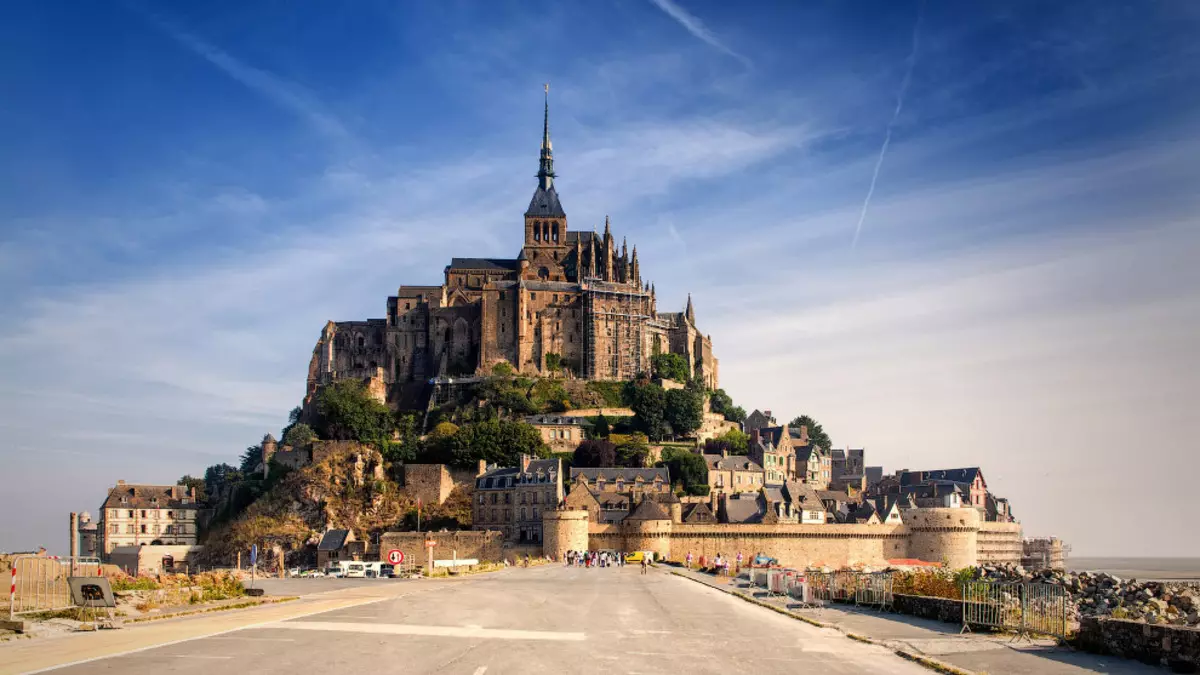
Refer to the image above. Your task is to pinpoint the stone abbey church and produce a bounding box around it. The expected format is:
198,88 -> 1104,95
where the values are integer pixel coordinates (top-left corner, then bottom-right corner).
307,93 -> 718,405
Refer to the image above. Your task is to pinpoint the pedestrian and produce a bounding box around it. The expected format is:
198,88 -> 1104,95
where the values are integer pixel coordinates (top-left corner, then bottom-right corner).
640,555 -> 648,575
686,551 -> 693,570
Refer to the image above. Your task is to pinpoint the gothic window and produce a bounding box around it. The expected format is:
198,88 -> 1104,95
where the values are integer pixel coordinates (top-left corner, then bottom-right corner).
538,267 -> 549,280
357,336 -> 365,348
542,222 -> 550,240
552,223 -> 559,242
534,222 -> 541,241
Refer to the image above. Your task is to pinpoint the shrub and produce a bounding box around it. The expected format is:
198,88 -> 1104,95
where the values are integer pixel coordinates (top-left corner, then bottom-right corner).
111,576 -> 162,591
892,568 -> 965,600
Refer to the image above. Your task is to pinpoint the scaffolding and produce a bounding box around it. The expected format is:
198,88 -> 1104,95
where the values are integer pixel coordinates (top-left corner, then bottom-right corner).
581,277 -> 649,380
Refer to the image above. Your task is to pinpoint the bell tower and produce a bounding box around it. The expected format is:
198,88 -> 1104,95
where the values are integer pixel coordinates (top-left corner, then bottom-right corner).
525,84 -> 567,250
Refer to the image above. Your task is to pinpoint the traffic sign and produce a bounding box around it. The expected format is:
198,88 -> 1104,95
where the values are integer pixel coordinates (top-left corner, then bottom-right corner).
424,539 -> 437,548
386,549 -> 405,565
250,544 -> 258,566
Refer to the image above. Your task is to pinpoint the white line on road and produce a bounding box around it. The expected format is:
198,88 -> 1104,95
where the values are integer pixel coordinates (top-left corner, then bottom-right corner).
169,655 -> 234,659
264,621 -> 586,642
208,636 -> 297,642
472,667 -> 488,675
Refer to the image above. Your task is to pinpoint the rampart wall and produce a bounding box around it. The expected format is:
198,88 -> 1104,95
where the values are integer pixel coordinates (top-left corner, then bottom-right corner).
379,530 -> 504,565
547,507 -> 999,569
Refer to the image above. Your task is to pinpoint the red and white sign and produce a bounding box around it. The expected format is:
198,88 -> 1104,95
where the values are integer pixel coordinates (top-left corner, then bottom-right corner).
424,539 -> 437,548
386,549 -> 405,565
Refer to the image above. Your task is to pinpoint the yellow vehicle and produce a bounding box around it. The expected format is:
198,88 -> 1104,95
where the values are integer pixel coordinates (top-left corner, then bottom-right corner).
625,551 -> 651,563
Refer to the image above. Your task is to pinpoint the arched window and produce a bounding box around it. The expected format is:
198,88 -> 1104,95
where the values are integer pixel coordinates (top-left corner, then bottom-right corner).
543,222 -> 550,240
552,223 -> 559,243
538,267 -> 550,280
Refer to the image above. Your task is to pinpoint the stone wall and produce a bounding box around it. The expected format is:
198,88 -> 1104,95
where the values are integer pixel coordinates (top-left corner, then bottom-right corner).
1076,616 -> 1200,671
379,530 -> 504,566
109,545 -> 204,575
893,593 -> 963,623
403,464 -> 455,506
543,510 -> 588,559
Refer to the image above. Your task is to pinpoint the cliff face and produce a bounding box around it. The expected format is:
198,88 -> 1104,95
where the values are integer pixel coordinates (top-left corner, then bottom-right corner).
201,442 -> 472,565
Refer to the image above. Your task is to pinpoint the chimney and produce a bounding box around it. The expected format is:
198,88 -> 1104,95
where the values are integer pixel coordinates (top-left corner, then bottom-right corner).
477,459 -> 488,477
750,428 -> 762,445
189,486 -> 197,500
117,479 -> 125,485
69,512 -> 80,559
720,446 -> 728,459
520,453 -> 531,472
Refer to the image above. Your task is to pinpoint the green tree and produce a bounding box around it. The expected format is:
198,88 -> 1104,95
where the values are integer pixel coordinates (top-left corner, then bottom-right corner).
573,439 -> 617,468
491,361 -> 515,377
176,475 -> 205,495
450,419 -> 548,468
708,388 -> 747,424
314,379 -> 395,443
650,353 -> 689,382
239,445 -> 262,474
544,352 -> 562,375
704,428 -> 750,456
725,405 -> 747,424
658,447 -> 710,497
789,414 -> 832,450
592,413 -> 611,439
664,387 -> 704,438
281,422 -> 317,448
629,383 -> 669,441
615,432 -> 651,468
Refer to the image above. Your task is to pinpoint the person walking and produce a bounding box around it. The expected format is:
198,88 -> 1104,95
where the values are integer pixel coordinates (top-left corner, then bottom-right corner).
685,551 -> 693,570
640,555 -> 648,575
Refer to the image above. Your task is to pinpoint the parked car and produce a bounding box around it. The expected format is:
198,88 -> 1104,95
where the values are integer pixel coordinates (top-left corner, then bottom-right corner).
625,551 -> 653,563
753,553 -> 778,567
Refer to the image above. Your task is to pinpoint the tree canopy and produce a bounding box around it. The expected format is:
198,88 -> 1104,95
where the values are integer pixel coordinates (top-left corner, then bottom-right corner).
573,439 -> 617,468
664,387 -> 704,438
789,414 -> 832,450
449,419 -> 548,468
281,422 -> 316,448
704,428 -> 750,455
314,379 -> 395,443
650,353 -> 690,382
628,382 -> 669,440
709,388 -> 746,423
658,447 -> 710,496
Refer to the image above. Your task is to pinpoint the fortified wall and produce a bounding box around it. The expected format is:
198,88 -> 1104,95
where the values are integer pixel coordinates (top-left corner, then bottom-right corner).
543,507 -> 994,569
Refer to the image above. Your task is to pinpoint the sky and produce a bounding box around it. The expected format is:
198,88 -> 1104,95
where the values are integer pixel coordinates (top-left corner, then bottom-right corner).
1,0 -> 1197,558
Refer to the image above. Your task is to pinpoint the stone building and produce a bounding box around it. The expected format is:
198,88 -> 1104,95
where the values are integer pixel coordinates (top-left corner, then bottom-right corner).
702,452 -> 764,497
97,481 -> 201,558
305,90 -> 718,410
564,467 -> 680,524
473,455 -> 564,544
749,425 -> 797,484
524,414 -> 586,453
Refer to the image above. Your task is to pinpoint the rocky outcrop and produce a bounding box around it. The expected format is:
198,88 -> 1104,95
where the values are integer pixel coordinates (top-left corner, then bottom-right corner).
976,564 -> 1200,627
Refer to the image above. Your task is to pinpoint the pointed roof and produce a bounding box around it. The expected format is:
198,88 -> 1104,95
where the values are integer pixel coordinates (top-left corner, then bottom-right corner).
527,85 -> 566,218
685,293 -> 695,323
626,497 -> 670,521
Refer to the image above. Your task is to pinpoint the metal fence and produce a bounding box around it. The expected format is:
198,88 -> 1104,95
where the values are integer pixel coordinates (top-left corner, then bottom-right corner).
962,580 -> 1070,639
8,555 -> 102,618
854,572 -> 895,610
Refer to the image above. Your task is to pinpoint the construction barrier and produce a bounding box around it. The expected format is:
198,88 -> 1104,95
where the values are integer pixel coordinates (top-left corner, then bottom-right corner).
766,569 -> 789,597
962,580 -> 1070,639
8,555 -> 102,618
854,572 -> 895,610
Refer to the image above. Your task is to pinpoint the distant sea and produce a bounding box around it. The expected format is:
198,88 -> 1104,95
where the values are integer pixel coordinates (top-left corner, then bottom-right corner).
1068,557 -> 1200,581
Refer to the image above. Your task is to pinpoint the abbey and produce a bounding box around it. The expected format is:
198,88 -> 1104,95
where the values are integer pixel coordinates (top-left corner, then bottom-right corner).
307,92 -> 718,403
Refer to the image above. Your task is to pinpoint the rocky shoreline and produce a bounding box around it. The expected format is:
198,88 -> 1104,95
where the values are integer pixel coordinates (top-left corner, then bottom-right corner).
976,564 -> 1200,627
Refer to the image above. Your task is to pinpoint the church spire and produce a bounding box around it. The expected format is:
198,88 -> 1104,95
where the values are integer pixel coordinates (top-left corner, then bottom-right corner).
685,293 -> 695,324
538,83 -> 555,190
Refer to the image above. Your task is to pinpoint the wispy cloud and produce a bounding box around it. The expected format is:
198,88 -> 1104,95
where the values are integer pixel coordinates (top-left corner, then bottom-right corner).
147,14 -> 353,143
852,0 -> 924,249
646,0 -> 750,66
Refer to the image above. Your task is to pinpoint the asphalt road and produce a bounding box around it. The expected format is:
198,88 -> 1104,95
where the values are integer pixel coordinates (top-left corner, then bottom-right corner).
47,565 -> 931,675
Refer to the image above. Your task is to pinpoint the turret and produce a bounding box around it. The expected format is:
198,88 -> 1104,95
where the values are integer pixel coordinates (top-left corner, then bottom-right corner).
685,294 -> 695,325
261,433 -> 278,478
631,247 -> 640,286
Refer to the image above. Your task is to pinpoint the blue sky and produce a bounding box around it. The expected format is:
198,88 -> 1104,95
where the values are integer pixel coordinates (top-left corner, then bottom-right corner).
2,1 -> 1198,557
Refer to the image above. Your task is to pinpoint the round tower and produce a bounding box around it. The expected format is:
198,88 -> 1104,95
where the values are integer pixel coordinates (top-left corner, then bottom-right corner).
905,507 -> 981,569
542,509 -> 588,560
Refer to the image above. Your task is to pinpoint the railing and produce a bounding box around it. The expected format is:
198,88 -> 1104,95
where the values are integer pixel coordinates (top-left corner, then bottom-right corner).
854,572 -> 894,610
962,580 -> 1070,639
8,556 -> 102,618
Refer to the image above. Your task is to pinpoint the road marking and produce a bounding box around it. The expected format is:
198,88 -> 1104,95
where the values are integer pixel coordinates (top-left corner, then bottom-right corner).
472,667 -> 488,675
20,597 -> 391,674
208,636 -> 297,642
264,621 -> 586,642
171,655 -> 233,659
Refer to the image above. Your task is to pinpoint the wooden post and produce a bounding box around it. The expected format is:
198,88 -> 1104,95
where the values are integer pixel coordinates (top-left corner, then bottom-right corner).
236,551 -> 241,570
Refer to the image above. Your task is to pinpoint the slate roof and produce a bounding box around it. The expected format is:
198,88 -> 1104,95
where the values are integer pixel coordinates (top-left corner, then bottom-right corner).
626,498 -> 670,521
681,502 -> 716,523
795,444 -> 822,463
447,258 -> 518,272
723,496 -> 765,524
702,454 -> 763,472
317,529 -> 350,551
524,414 -> 583,427
571,468 -> 668,483
899,468 -> 983,487
847,503 -> 878,524
526,184 -> 566,218
786,481 -> 826,511
476,458 -> 559,489
100,484 -> 198,511
759,426 -> 787,447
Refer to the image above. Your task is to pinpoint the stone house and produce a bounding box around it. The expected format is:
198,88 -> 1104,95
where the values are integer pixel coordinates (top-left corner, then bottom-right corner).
899,468 -> 988,509
830,448 -> 866,491
316,529 -> 367,569
702,452 -> 764,497
523,415 -> 586,453
749,425 -> 796,484
570,467 -> 670,497
473,455 -> 564,544
743,409 -> 777,436
794,444 -> 831,490
680,501 -> 717,524
565,467 -> 679,523
98,481 -> 201,558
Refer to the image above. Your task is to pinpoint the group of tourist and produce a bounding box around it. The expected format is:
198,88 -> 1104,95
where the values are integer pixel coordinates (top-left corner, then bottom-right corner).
685,550 -> 744,577
564,550 -> 626,568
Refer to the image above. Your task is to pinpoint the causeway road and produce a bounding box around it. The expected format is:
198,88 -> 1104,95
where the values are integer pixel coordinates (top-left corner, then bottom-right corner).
5,565 -> 933,675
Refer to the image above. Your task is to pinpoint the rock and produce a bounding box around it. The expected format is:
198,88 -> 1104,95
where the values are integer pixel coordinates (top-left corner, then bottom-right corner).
1147,613 -> 1160,624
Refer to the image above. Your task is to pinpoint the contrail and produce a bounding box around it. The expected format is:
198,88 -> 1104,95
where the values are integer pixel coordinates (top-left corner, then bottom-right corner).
852,0 -> 925,249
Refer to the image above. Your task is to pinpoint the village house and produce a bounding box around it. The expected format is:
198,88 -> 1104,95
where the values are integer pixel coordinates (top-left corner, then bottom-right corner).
473,455 -> 564,544
702,452 -> 764,497
564,467 -> 679,523
98,481 -> 201,558
523,415 -> 586,453
316,529 -> 368,569
749,425 -> 797,484
742,409 -> 777,436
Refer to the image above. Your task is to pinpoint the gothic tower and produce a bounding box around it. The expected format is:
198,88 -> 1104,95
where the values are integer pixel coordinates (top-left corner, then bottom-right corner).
524,85 -> 567,251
